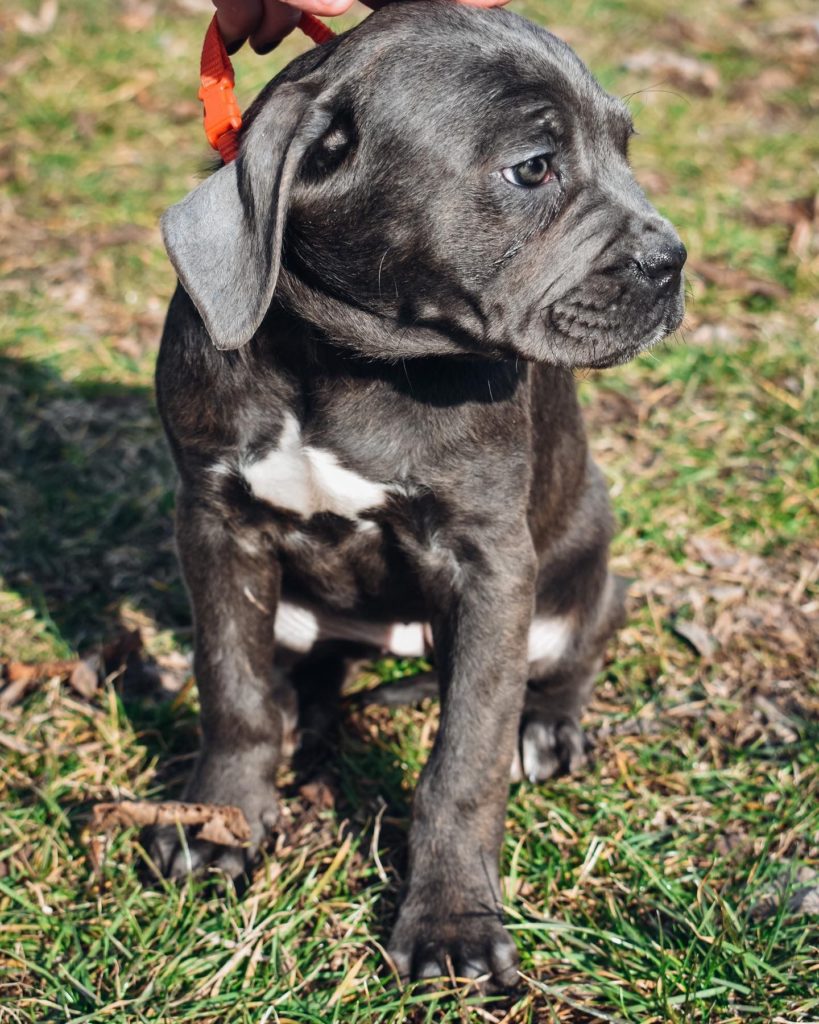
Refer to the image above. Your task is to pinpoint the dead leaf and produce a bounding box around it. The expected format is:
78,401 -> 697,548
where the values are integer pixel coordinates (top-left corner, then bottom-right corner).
15,0 -> 58,35
690,260 -> 789,301
789,217 -> 815,259
746,195 -> 816,231
671,618 -> 717,659
89,800 -> 251,846
752,695 -> 800,744
751,866 -> 819,920
765,15 -> 819,60
623,50 -> 720,96
299,777 -> 336,810
686,535 -> 741,570
3,659 -> 75,685
745,194 -> 818,260
712,600 -> 813,661
0,634 -> 150,706
587,388 -> 640,432
1,658 -> 83,706
728,68 -> 798,118
69,657 -> 101,700
790,885 -> 819,915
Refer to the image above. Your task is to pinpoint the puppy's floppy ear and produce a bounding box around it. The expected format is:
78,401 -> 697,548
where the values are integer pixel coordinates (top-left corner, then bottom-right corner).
161,83 -> 331,350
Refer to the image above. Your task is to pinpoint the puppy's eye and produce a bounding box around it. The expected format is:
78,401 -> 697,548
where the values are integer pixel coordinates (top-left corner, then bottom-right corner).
502,154 -> 555,188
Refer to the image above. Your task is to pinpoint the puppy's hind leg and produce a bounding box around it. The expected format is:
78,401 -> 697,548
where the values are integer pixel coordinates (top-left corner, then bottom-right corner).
514,661 -> 598,783
514,572 -> 627,784
279,641 -> 370,771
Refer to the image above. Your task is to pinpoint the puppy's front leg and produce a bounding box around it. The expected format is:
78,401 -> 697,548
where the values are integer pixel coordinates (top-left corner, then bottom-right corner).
151,492 -> 294,879
388,532 -> 535,988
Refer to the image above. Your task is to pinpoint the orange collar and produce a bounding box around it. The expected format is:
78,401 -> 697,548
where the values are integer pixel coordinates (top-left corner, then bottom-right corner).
199,13 -> 336,163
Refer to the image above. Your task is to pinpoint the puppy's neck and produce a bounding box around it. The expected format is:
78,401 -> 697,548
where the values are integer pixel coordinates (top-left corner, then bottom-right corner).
277,269 -> 514,364
256,303 -> 529,411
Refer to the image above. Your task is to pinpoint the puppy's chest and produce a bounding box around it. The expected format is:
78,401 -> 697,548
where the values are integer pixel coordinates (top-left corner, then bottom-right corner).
230,412 -> 404,522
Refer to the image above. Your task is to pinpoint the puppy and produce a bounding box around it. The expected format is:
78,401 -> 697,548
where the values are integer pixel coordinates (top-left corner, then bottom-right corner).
154,0 -> 685,987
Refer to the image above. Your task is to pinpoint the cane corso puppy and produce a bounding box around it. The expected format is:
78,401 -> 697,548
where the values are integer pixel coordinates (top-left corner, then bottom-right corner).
154,0 -> 685,986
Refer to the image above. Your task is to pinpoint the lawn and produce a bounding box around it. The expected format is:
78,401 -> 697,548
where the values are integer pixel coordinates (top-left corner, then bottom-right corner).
0,0 -> 817,1021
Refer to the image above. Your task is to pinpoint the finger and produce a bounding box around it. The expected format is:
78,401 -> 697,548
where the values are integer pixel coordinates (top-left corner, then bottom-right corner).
274,0 -> 358,15
361,0 -> 512,10
249,0 -> 303,53
213,0 -> 264,51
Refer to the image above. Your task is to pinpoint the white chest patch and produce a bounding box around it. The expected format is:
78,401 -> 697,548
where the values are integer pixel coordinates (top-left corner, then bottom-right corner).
239,413 -> 389,520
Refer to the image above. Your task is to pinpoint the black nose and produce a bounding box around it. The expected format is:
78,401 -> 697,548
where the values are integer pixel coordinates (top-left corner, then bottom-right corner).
633,241 -> 687,288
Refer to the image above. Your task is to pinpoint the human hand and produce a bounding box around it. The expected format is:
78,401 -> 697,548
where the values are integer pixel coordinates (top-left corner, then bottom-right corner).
213,0 -> 511,55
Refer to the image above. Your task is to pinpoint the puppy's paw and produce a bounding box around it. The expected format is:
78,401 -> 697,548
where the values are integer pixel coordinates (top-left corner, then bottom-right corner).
511,714 -> 590,783
148,789 -> 279,881
387,889 -> 519,991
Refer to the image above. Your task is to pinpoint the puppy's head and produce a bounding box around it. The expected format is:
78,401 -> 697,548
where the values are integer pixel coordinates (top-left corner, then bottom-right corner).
163,0 -> 685,367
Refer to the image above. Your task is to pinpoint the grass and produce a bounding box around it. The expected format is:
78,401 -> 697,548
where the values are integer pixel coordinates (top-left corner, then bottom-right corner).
1,0 -> 817,1021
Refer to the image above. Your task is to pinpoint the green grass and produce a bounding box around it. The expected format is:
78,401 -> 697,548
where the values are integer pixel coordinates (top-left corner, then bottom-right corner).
1,0 -> 817,1021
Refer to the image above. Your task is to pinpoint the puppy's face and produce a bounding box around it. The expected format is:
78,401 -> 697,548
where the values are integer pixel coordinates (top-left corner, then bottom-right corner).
164,1 -> 685,366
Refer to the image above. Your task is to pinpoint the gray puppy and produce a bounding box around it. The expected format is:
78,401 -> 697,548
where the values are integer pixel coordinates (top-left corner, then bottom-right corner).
155,0 -> 685,987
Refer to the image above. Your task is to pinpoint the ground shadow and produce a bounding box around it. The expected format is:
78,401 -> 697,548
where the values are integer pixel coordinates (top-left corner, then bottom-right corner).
0,353 -> 188,651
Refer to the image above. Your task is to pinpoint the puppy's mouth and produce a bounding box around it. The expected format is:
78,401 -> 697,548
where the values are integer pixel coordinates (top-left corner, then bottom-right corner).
541,283 -> 685,370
